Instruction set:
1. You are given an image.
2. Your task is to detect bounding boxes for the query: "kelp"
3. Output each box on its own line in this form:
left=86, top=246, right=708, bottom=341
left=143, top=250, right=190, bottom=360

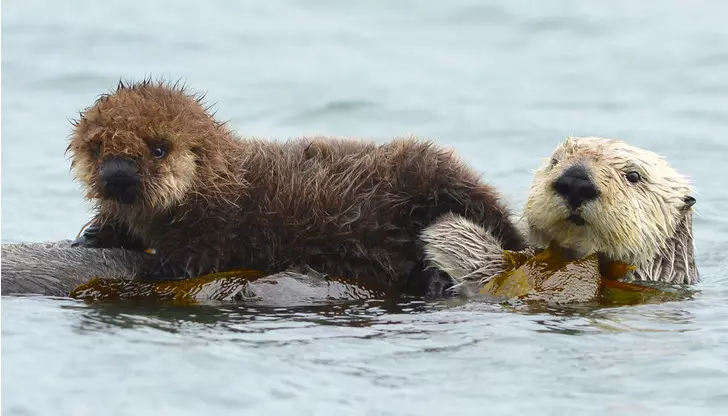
left=480, top=245, right=679, bottom=305
left=68, top=245, right=685, bottom=306
left=69, top=269, right=265, bottom=305
left=69, top=268, right=386, bottom=306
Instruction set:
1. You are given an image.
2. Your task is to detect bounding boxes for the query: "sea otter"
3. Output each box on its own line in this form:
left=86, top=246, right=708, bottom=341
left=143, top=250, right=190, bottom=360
left=0, top=240, right=385, bottom=304
left=67, top=78, right=524, bottom=296
left=420, top=136, right=698, bottom=296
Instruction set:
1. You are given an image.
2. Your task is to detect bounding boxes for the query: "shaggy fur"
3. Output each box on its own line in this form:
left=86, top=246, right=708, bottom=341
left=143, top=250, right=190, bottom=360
left=420, top=213, right=538, bottom=297
left=1, top=241, right=145, bottom=296
left=67, top=78, right=524, bottom=295
left=421, top=136, right=699, bottom=294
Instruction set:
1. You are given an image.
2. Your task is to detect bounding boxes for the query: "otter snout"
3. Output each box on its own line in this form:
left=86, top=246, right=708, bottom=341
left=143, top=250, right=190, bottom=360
left=552, top=165, right=600, bottom=210
left=98, top=157, right=141, bottom=204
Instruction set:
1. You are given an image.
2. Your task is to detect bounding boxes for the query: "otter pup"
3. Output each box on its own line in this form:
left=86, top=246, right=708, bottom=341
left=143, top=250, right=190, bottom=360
left=421, top=136, right=698, bottom=296
left=68, top=79, right=524, bottom=295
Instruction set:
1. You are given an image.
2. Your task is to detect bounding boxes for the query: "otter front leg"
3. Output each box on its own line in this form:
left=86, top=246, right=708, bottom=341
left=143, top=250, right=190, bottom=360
left=71, top=218, right=146, bottom=251
left=419, top=213, right=512, bottom=295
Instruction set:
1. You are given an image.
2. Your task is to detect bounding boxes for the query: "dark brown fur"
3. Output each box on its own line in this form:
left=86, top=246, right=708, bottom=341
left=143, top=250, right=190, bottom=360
left=68, top=79, right=524, bottom=295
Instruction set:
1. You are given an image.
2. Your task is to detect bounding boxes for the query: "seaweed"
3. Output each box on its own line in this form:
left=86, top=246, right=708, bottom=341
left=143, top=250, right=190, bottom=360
left=480, top=245, right=676, bottom=305
left=69, top=269, right=265, bottom=305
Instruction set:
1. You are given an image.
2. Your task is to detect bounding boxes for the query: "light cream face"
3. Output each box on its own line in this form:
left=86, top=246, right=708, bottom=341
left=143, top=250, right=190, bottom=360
left=524, top=136, right=695, bottom=266
left=67, top=82, right=218, bottom=215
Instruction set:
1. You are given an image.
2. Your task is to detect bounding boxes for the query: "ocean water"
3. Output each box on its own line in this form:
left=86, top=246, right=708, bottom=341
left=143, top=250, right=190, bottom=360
left=2, top=1, right=728, bottom=415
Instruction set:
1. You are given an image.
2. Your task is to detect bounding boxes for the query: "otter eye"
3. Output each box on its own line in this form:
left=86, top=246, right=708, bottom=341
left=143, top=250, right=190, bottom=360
left=152, top=146, right=166, bottom=159
left=625, top=171, right=641, bottom=183
left=550, top=158, right=558, bottom=166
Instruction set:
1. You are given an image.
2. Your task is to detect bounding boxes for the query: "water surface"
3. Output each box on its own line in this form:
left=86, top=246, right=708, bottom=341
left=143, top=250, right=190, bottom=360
left=2, top=1, right=728, bottom=415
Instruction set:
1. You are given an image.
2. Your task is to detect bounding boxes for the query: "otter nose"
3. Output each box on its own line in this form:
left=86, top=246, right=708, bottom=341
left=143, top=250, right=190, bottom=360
left=552, top=165, right=600, bottom=209
left=99, top=157, right=140, bottom=204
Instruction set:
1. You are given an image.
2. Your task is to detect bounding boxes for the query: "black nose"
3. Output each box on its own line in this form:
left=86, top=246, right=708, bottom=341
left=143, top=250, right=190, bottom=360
left=99, top=158, right=140, bottom=204
left=552, top=165, right=600, bottom=209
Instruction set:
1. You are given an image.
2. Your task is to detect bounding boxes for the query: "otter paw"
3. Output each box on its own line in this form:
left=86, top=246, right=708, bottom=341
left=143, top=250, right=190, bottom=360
left=70, top=235, right=93, bottom=248
left=70, top=221, right=146, bottom=251
left=70, top=224, right=105, bottom=248
left=181, top=252, right=223, bottom=279
left=424, top=268, right=456, bottom=298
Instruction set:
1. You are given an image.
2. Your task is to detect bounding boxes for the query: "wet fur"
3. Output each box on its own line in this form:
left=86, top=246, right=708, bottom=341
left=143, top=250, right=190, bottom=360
left=0, top=241, right=146, bottom=296
left=67, top=79, right=524, bottom=295
left=0, top=241, right=378, bottom=304
left=630, top=211, right=697, bottom=284
left=421, top=136, right=699, bottom=293
left=420, top=213, right=537, bottom=297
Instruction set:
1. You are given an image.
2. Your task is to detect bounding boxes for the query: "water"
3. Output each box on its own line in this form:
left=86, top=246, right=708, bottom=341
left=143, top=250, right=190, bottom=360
left=2, top=0, right=728, bottom=414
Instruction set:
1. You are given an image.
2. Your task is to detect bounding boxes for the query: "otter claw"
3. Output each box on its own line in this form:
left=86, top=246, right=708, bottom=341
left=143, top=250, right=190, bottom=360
left=70, top=224, right=104, bottom=248
left=70, top=236, right=90, bottom=248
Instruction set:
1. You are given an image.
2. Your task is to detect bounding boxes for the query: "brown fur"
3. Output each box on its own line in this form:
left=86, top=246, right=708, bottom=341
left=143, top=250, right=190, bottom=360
left=67, top=79, right=524, bottom=295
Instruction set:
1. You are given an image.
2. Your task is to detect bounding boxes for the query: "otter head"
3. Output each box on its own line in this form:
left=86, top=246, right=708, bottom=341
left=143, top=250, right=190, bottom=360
left=67, top=79, right=233, bottom=215
left=524, top=136, right=698, bottom=284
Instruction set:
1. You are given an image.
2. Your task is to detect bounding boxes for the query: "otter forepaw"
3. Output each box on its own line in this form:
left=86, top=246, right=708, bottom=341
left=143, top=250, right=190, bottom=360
left=70, top=234, right=95, bottom=248
left=70, top=220, right=146, bottom=251
left=70, top=223, right=105, bottom=248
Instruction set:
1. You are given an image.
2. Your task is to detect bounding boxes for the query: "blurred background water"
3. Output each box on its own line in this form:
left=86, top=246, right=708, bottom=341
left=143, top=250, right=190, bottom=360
left=2, top=1, right=728, bottom=415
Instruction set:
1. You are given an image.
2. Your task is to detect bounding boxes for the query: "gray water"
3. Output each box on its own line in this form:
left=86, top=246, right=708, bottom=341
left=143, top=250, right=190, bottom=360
left=2, top=1, right=728, bottom=415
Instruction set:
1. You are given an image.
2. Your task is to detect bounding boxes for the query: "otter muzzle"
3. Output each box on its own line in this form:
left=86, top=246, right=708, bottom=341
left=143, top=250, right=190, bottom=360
left=99, top=158, right=141, bottom=204
left=552, top=164, right=600, bottom=210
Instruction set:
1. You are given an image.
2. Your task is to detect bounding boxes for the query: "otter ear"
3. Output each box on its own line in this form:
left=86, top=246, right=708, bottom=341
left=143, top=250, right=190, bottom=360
left=683, top=196, right=696, bottom=209
left=633, top=210, right=698, bottom=284
left=85, top=125, right=104, bottom=140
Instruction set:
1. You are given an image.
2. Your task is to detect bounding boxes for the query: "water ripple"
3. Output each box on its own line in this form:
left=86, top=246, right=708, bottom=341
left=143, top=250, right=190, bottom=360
left=3, top=0, right=728, bottom=415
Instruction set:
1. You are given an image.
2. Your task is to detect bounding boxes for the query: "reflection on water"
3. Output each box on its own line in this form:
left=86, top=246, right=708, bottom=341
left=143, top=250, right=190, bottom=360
left=3, top=0, right=728, bottom=414
left=60, top=290, right=701, bottom=341
left=2, top=278, right=725, bottom=415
